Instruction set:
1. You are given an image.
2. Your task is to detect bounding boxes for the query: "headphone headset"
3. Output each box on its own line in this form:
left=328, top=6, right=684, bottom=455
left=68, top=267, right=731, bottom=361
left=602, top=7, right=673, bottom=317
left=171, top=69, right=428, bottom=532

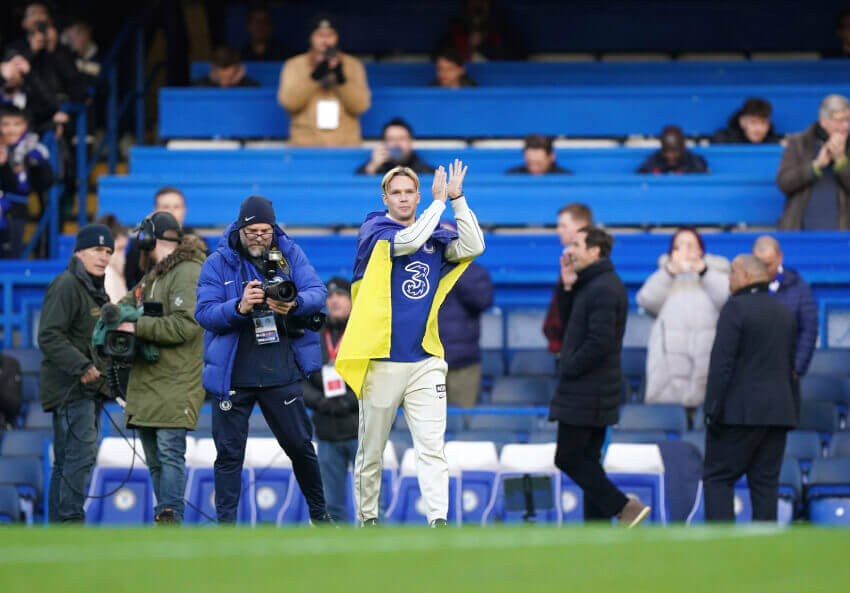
left=134, top=213, right=183, bottom=252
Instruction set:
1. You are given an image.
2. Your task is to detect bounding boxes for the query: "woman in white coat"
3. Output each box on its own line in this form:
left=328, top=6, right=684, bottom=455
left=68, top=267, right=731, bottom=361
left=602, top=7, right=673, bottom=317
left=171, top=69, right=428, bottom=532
left=636, top=227, right=730, bottom=413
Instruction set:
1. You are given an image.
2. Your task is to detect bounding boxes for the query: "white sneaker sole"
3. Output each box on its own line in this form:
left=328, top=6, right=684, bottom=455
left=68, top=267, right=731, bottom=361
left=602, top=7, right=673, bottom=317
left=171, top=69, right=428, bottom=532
left=627, top=506, right=652, bottom=529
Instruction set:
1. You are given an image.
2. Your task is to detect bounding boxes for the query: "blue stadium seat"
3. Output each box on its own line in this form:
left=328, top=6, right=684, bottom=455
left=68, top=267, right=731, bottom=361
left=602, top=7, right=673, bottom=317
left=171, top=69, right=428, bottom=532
left=184, top=467, right=255, bottom=525
left=0, top=457, right=43, bottom=522
left=489, top=377, right=555, bottom=406
left=0, top=430, right=51, bottom=458
left=799, top=401, right=842, bottom=436
left=808, top=458, right=850, bottom=526
left=85, top=466, right=156, bottom=525
left=620, top=347, right=647, bottom=378
left=24, top=406, right=52, bottom=430
left=449, top=431, right=521, bottom=450
left=385, top=475, right=462, bottom=525
left=508, top=350, right=556, bottom=377
left=3, top=348, right=42, bottom=373
left=0, top=484, right=22, bottom=523
left=807, top=350, right=850, bottom=376
left=609, top=430, right=669, bottom=444
left=484, top=472, right=562, bottom=524
left=21, top=375, right=39, bottom=402
left=248, top=412, right=273, bottom=436
left=800, top=375, right=850, bottom=404
left=829, top=433, right=850, bottom=458
left=481, top=350, right=505, bottom=378
left=465, top=412, right=538, bottom=433
left=783, top=430, right=823, bottom=474
left=681, top=430, right=706, bottom=459
left=617, top=404, right=688, bottom=437
left=778, top=458, right=802, bottom=525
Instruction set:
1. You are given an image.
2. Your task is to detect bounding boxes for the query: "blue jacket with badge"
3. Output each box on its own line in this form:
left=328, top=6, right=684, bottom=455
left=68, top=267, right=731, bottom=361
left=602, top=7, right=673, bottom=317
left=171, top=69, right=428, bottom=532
left=195, top=221, right=326, bottom=396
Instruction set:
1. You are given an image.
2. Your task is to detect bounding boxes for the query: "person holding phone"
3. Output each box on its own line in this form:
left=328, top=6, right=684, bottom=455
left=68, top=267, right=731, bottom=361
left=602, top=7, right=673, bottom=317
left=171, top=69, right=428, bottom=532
left=356, top=118, right=436, bottom=176
left=277, top=14, right=370, bottom=147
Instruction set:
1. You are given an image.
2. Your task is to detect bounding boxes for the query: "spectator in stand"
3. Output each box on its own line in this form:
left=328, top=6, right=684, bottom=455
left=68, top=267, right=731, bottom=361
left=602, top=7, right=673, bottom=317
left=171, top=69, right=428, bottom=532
left=0, top=105, right=53, bottom=258
left=438, top=221, right=494, bottom=409
left=192, top=46, right=259, bottom=88
left=61, top=20, right=100, bottom=79
left=636, top=126, right=708, bottom=174
left=542, top=203, right=593, bottom=355
left=124, top=186, right=205, bottom=289
left=1, top=51, right=66, bottom=133
left=506, top=134, right=572, bottom=175
left=8, top=4, right=87, bottom=116
left=752, top=236, right=818, bottom=380
left=636, top=228, right=730, bottom=415
left=302, top=277, right=359, bottom=522
left=356, top=118, right=435, bottom=176
left=96, top=213, right=129, bottom=303
left=776, top=93, right=850, bottom=230
left=712, top=98, right=781, bottom=145
left=429, top=49, right=477, bottom=88
left=241, top=5, right=291, bottom=61
left=824, top=8, right=850, bottom=58
left=277, top=15, right=370, bottom=147
left=436, top=0, right=527, bottom=61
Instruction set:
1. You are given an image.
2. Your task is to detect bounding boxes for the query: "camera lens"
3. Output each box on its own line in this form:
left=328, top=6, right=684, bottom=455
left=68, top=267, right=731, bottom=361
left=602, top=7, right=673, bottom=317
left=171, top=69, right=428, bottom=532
left=106, top=332, right=133, bottom=356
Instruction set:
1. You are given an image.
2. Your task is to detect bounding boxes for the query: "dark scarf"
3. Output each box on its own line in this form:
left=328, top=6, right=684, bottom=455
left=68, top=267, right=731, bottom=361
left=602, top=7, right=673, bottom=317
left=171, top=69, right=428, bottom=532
left=70, top=256, right=109, bottom=306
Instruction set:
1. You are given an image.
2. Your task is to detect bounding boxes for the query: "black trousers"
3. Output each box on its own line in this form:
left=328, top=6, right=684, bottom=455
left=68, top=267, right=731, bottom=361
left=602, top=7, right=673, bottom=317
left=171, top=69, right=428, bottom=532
left=555, top=423, right=628, bottom=519
left=212, top=382, right=327, bottom=522
left=703, top=425, right=787, bottom=522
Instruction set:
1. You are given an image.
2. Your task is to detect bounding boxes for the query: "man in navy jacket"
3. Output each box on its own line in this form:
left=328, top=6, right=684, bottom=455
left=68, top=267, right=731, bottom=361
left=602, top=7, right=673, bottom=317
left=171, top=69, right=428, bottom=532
left=195, top=195, right=330, bottom=523
left=703, top=255, right=798, bottom=522
left=752, top=236, right=818, bottom=378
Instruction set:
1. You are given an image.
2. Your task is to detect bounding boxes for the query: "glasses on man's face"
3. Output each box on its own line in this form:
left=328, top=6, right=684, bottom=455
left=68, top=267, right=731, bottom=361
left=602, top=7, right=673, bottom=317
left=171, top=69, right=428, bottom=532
left=243, top=230, right=274, bottom=240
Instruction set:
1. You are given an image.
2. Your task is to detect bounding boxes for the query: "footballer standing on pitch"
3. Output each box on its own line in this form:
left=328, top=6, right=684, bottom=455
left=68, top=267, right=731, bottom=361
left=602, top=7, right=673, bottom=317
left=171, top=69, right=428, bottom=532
left=335, top=160, right=485, bottom=526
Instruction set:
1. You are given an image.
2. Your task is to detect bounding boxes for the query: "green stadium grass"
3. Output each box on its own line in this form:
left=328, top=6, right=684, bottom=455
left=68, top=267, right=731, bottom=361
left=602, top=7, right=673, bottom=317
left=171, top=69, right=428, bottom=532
left=1, top=524, right=846, bottom=593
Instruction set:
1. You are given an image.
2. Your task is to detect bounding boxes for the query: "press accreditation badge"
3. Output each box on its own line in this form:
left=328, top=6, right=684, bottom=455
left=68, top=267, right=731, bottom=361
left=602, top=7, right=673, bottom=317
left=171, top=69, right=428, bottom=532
left=252, top=311, right=280, bottom=345
left=316, top=99, right=340, bottom=130
left=321, top=365, right=346, bottom=398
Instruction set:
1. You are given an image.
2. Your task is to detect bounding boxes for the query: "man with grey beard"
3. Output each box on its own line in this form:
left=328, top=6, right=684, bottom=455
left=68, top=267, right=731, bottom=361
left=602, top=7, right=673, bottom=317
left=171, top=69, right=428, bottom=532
left=195, top=195, right=331, bottom=524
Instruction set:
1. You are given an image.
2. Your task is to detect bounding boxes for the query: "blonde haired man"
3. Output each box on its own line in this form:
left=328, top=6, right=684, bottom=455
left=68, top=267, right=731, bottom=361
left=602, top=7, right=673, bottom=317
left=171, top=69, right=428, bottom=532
left=336, top=160, right=485, bottom=526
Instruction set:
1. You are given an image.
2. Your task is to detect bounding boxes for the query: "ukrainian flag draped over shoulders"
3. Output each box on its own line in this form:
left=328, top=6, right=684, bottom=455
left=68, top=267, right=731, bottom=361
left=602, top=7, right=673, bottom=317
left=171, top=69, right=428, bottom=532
left=335, top=211, right=474, bottom=397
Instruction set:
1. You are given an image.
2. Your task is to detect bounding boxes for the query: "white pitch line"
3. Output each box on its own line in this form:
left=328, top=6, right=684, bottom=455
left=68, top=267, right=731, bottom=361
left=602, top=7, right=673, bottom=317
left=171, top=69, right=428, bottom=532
left=0, top=525, right=785, bottom=566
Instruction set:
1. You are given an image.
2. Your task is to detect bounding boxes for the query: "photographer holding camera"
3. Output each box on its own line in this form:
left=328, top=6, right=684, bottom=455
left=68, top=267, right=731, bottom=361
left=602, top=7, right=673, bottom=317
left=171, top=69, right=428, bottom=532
left=277, top=14, right=370, bottom=147
left=114, top=212, right=207, bottom=524
left=38, top=224, right=113, bottom=523
left=195, top=195, right=331, bottom=524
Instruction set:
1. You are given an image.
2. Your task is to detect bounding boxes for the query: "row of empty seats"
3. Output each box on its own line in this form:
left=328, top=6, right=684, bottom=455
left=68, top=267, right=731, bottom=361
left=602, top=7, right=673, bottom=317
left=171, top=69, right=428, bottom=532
left=158, top=84, right=850, bottom=139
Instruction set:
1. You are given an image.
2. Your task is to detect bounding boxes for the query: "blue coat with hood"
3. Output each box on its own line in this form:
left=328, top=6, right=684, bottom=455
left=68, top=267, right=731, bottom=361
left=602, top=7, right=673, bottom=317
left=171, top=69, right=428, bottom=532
left=195, top=221, right=326, bottom=397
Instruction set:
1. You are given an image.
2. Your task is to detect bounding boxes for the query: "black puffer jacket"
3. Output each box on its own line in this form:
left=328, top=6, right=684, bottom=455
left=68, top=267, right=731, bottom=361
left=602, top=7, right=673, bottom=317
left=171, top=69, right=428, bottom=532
left=550, top=258, right=627, bottom=427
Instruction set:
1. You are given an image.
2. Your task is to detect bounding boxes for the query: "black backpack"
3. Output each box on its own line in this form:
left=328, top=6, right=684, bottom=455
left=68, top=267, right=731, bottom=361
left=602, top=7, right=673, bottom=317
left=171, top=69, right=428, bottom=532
left=0, top=354, right=23, bottom=426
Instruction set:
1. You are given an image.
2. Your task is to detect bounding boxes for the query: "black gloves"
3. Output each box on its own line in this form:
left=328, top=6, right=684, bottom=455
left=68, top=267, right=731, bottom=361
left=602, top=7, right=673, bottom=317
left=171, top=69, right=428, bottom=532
left=310, top=60, right=330, bottom=81
left=310, top=60, right=345, bottom=85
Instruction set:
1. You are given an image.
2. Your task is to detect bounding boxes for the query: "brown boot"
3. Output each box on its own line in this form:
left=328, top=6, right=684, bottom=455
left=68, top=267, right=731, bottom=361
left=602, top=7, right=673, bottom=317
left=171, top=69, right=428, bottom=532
left=154, top=508, right=179, bottom=526
left=617, top=495, right=651, bottom=528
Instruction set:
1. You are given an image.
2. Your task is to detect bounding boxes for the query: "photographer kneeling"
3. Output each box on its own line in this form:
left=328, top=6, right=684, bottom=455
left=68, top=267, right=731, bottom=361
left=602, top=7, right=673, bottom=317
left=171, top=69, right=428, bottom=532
left=38, top=224, right=113, bottom=523
left=195, top=195, right=331, bottom=524
left=116, top=212, right=207, bottom=524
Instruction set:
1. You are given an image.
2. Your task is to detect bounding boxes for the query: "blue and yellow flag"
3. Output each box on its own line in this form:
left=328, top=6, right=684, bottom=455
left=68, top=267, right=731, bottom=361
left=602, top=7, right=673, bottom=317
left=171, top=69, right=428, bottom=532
left=334, top=211, right=472, bottom=397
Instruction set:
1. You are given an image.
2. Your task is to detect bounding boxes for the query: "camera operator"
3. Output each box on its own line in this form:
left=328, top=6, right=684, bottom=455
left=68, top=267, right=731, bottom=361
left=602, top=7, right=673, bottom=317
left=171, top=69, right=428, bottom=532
left=115, top=212, right=207, bottom=525
left=195, top=195, right=332, bottom=524
left=37, top=224, right=113, bottom=523
left=277, top=14, right=370, bottom=147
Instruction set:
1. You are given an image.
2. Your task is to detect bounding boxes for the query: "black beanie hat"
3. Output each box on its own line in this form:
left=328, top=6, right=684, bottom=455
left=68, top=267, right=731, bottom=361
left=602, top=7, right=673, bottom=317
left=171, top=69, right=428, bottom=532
left=74, top=223, right=114, bottom=252
left=238, top=195, right=276, bottom=229
left=326, top=276, right=351, bottom=297
left=149, top=211, right=183, bottom=239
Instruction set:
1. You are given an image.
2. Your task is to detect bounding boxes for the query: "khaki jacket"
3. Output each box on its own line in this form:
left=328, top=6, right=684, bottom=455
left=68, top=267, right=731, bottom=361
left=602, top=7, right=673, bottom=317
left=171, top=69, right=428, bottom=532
left=277, top=52, right=370, bottom=147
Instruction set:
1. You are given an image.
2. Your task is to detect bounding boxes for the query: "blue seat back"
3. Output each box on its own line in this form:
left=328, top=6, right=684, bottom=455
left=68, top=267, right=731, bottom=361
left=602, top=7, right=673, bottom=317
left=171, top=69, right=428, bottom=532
left=0, top=485, right=22, bottom=523
left=484, top=471, right=561, bottom=524
left=617, top=403, right=688, bottom=437
left=385, top=475, right=461, bottom=524
left=465, top=412, right=538, bottom=433
left=3, top=348, right=41, bottom=373
left=508, top=350, right=556, bottom=377
left=0, top=430, right=51, bottom=458
left=489, top=377, right=555, bottom=405
left=829, top=432, right=850, bottom=458
left=84, top=467, right=155, bottom=525
left=800, top=375, right=850, bottom=404
left=0, top=457, right=43, bottom=503
left=184, top=467, right=255, bottom=525
left=807, top=350, right=850, bottom=376
left=799, top=401, right=842, bottom=435
left=609, top=430, right=669, bottom=444
left=459, top=470, right=497, bottom=524
left=24, top=406, right=52, bottom=430
left=252, top=467, right=294, bottom=523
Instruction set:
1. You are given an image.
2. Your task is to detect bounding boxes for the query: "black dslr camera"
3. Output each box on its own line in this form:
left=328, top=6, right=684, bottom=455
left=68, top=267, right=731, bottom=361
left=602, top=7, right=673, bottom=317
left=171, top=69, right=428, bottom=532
left=259, top=249, right=326, bottom=337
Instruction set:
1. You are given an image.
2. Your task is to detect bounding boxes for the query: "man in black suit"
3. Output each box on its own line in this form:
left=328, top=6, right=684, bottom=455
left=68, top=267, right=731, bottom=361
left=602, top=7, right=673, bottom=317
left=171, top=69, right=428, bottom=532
left=550, top=226, right=651, bottom=527
left=703, top=254, right=798, bottom=522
